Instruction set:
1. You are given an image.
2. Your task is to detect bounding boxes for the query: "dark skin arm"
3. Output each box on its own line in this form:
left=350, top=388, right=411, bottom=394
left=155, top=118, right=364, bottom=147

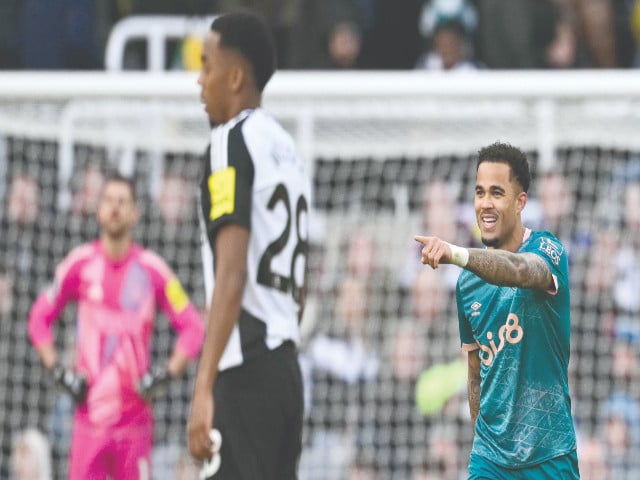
left=188, top=224, right=249, bottom=462
left=467, top=350, right=481, bottom=433
left=414, top=236, right=555, bottom=292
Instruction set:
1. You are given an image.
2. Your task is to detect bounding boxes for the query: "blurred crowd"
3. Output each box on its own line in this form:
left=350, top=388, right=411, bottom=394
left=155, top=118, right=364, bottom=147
left=2, top=0, right=640, bottom=71
left=3, top=143, right=639, bottom=478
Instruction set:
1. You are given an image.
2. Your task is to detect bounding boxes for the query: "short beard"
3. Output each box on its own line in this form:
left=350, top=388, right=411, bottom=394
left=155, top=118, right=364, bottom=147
left=481, top=236, right=500, bottom=248
left=103, top=225, right=129, bottom=240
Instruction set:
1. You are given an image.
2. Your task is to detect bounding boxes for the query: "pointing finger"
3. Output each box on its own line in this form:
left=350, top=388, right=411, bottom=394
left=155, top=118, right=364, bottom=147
left=414, top=235, right=428, bottom=245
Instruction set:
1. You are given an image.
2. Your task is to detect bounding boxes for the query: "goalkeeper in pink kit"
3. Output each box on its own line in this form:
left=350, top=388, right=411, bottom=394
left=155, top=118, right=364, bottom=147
left=27, top=174, right=205, bottom=479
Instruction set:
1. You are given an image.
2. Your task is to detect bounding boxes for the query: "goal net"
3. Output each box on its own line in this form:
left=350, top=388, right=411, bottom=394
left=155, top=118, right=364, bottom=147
left=1, top=71, right=640, bottom=479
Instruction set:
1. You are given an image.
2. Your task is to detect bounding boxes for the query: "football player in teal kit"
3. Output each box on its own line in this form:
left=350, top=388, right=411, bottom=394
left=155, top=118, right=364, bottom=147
left=415, top=142, right=579, bottom=479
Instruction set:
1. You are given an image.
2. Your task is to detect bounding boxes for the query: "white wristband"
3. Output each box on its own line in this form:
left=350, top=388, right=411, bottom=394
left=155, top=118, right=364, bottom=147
left=447, top=242, right=469, bottom=268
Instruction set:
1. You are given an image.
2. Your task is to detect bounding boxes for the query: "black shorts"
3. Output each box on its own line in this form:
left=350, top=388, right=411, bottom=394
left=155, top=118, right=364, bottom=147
left=208, top=341, right=304, bottom=480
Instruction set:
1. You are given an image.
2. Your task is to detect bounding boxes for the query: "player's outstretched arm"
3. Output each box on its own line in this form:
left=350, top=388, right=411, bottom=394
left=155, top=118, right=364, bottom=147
left=414, top=235, right=554, bottom=291
left=465, top=250, right=553, bottom=291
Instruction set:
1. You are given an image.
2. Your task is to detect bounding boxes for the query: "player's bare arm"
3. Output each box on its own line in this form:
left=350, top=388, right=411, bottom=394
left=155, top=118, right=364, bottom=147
left=188, top=224, right=249, bottom=462
left=35, top=343, right=57, bottom=370
left=414, top=235, right=554, bottom=291
left=467, top=350, right=481, bottom=432
left=166, top=349, right=191, bottom=377
left=465, top=250, right=553, bottom=291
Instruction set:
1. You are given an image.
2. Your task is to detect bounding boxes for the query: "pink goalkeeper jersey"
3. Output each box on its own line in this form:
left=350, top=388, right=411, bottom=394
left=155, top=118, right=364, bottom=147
left=28, top=240, right=204, bottom=428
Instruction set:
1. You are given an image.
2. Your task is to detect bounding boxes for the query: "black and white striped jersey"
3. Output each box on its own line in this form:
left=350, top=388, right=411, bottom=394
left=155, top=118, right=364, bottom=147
left=200, top=108, right=311, bottom=371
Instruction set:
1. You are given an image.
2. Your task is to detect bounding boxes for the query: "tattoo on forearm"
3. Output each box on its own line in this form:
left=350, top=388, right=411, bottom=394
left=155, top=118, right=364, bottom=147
left=468, top=351, right=481, bottom=432
left=466, top=250, right=551, bottom=290
left=468, top=373, right=480, bottom=429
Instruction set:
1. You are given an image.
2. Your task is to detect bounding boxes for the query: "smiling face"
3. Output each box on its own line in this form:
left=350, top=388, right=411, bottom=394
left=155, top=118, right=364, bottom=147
left=475, top=161, right=527, bottom=251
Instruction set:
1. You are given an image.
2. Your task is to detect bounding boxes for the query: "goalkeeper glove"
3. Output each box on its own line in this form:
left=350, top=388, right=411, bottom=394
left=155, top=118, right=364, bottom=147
left=52, top=365, right=88, bottom=404
left=137, top=366, right=171, bottom=401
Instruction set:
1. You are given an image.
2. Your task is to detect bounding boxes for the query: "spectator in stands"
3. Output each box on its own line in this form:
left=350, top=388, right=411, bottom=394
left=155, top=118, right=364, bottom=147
left=537, top=170, right=573, bottom=235
left=544, top=5, right=578, bottom=68
left=158, top=171, right=193, bottom=229
left=399, top=178, right=466, bottom=291
left=475, top=0, right=564, bottom=69
left=356, top=264, right=461, bottom=477
left=290, top=0, right=371, bottom=69
left=0, top=266, right=13, bottom=322
left=347, top=229, right=377, bottom=279
left=378, top=321, right=430, bottom=477
left=3, top=173, right=41, bottom=275
left=61, top=163, right=106, bottom=247
left=577, top=434, right=607, bottom=480
left=599, top=392, right=640, bottom=478
left=415, top=0, right=479, bottom=70
left=347, top=461, right=380, bottom=480
left=301, top=275, right=380, bottom=480
left=610, top=319, right=640, bottom=391
left=70, top=163, right=105, bottom=218
left=415, top=424, right=465, bottom=480
left=143, top=168, right=201, bottom=295
left=534, top=169, right=592, bottom=265
left=7, top=173, right=39, bottom=227
left=417, top=177, right=459, bottom=239
left=554, top=0, right=635, bottom=68
left=415, top=21, right=479, bottom=71
left=11, top=428, right=52, bottom=480
left=325, top=22, right=363, bottom=69
left=411, top=267, right=450, bottom=327
left=338, top=226, right=394, bottom=323
left=613, top=181, right=640, bottom=313
left=583, top=229, right=617, bottom=300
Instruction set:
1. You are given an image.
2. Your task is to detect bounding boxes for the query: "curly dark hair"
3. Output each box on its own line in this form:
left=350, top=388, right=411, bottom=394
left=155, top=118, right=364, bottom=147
left=476, top=142, right=531, bottom=193
left=211, top=12, right=276, bottom=93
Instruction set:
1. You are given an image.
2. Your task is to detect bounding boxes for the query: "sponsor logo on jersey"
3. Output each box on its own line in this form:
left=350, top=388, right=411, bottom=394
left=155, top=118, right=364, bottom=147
left=538, top=237, right=562, bottom=266
left=478, top=313, right=524, bottom=366
left=208, top=167, right=236, bottom=220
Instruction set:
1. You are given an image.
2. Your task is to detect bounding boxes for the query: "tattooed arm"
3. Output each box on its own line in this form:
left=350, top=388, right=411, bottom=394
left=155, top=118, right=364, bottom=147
left=465, top=249, right=554, bottom=291
left=414, top=235, right=554, bottom=291
left=468, top=350, right=481, bottom=432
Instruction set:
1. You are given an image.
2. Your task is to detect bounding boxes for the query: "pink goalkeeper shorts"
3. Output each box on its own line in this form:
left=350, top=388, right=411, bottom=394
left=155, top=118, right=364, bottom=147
left=68, top=414, right=153, bottom=480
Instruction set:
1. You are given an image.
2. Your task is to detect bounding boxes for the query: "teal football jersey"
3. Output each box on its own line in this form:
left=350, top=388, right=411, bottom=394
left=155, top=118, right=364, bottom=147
left=456, top=229, right=577, bottom=468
